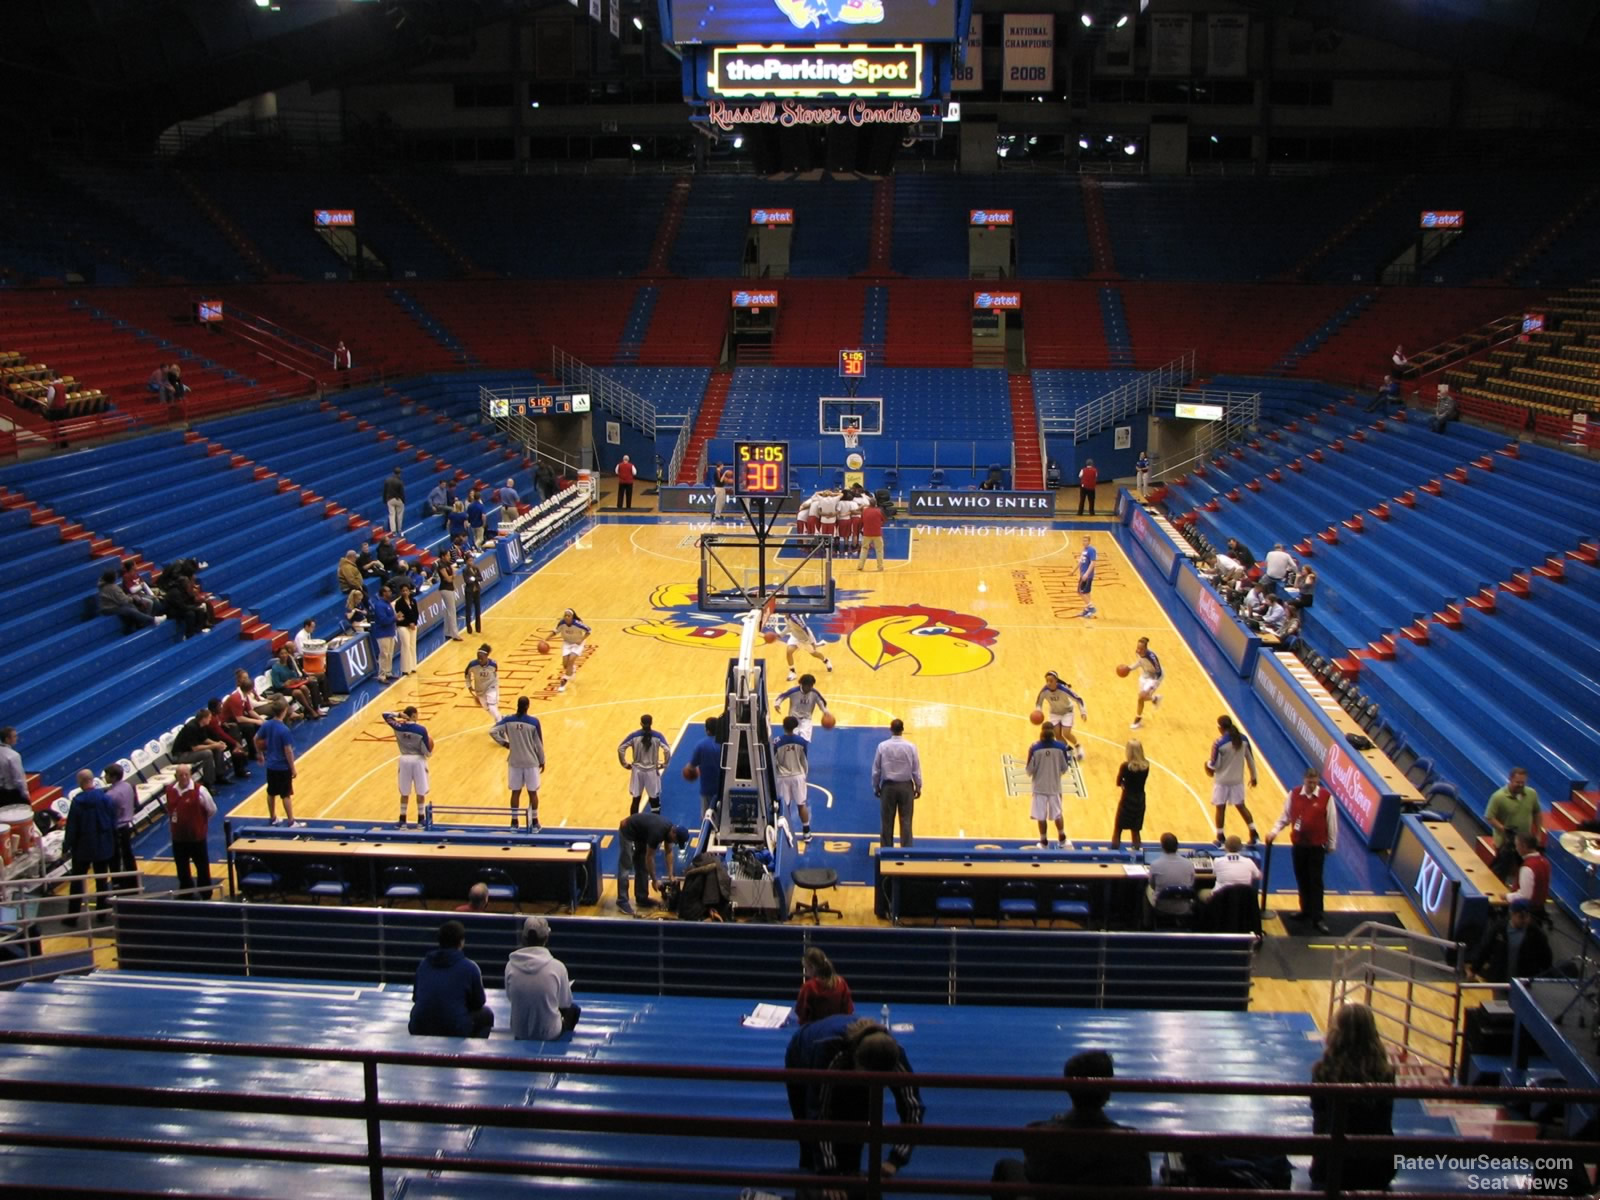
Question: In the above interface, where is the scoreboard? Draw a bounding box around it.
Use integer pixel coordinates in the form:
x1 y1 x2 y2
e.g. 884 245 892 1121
734 440 790 498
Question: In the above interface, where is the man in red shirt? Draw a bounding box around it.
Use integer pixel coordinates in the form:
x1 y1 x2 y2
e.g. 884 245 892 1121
1507 831 1550 914
166 763 216 899
858 498 886 571
1265 766 1337 933
615 455 636 510
1077 460 1099 515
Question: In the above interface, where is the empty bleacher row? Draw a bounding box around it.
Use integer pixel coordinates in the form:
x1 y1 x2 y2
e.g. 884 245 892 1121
0 963 1499 1198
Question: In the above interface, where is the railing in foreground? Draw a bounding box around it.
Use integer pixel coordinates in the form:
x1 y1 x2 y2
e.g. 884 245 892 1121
1331 920 1472 1080
0 1026 1589 1199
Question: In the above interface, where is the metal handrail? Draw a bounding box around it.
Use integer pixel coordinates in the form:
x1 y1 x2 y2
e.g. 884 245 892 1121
476 384 584 478
1331 920 1469 1079
1043 351 1195 444
1147 385 1262 480
551 346 658 438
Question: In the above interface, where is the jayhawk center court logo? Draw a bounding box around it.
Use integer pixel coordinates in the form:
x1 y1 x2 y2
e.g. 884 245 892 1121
626 584 998 677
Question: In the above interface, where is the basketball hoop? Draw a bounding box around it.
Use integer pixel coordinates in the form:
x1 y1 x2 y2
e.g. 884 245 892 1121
841 429 860 451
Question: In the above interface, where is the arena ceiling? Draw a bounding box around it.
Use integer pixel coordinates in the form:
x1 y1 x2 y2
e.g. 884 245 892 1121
0 0 1594 147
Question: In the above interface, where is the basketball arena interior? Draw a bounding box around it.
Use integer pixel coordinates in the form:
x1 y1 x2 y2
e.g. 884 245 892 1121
2 0 1600 1195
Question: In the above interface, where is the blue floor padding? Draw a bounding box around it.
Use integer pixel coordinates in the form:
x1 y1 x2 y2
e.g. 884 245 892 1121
0 973 1487 1198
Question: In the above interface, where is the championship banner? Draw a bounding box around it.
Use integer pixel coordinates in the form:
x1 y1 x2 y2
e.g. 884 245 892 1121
1149 13 1192 76
1002 15 1054 92
952 16 983 92
589 0 601 22
1206 14 1249 76
609 0 620 37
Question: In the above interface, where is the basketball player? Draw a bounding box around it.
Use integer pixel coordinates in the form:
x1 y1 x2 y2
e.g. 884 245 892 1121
775 674 828 739
1034 671 1087 761
1077 535 1098 618
618 713 670 815
795 492 817 537
490 696 546 830
813 487 841 549
383 706 433 827
1127 637 1164 730
781 613 833 680
464 644 499 724
1206 714 1260 847
1025 723 1071 849
839 488 862 554
772 714 812 838
551 608 591 693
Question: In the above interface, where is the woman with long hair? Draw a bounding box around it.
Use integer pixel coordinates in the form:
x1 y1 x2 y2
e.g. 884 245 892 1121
1111 739 1150 851
1310 1004 1396 1193
795 946 854 1025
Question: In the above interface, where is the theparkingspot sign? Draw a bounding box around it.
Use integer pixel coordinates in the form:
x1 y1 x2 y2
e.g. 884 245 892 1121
710 45 925 97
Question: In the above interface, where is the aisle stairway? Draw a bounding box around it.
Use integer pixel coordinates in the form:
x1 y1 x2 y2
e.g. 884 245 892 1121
1007 373 1044 490
674 373 731 483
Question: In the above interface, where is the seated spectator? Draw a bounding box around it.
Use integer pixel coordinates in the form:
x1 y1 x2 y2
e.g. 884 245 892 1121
148 364 171 402
1201 835 1260 901
156 561 206 638
978 472 1002 491
355 542 386 580
785 1014 924 1183
1240 581 1271 623
344 587 373 631
97 570 158 632
1284 565 1316 609
796 947 854 1025
1224 537 1255 572
1468 898 1553 983
205 698 252 779
292 618 322 666
1310 1005 1397 1194
172 707 235 790
1205 551 1245 587
1262 543 1296 587
336 549 364 596
408 920 493 1038
1431 388 1459 434
119 560 162 616
1366 373 1400 413
167 363 189 402
374 533 404 577
1257 594 1289 638
1145 832 1195 919
455 883 490 913
1278 598 1304 643
990 1049 1150 1195
268 645 328 719
425 480 448 518
222 668 268 741
506 916 580 1041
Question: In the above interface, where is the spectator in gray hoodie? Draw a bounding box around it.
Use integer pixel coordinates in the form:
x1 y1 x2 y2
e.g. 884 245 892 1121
506 916 580 1041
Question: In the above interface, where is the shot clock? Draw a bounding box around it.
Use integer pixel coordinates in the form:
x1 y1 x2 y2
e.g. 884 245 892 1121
734 440 789 498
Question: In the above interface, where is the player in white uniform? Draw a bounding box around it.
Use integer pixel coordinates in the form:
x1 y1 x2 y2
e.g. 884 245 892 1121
1205 714 1260 847
490 696 546 830
779 613 833 680
551 608 591 693
813 489 840 548
774 675 828 740
464 644 499 724
617 714 670 815
1025 724 1072 849
772 714 812 837
1127 637 1164 730
1034 671 1087 761
383 706 433 827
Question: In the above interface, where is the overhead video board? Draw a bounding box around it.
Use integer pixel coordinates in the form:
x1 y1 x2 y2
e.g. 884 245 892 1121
709 45 925 97
669 0 960 46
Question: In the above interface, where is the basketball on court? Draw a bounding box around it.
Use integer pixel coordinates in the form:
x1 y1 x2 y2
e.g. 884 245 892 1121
763 630 779 643
537 640 551 654
1116 664 1131 678
820 711 837 729
682 764 699 781
1030 708 1045 724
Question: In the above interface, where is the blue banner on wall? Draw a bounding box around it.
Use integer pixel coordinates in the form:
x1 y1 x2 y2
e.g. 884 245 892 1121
1253 651 1402 849
1173 560 1260 677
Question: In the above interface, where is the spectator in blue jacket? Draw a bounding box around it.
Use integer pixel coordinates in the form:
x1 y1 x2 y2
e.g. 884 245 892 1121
409 921 493 1038
64 768 117 922
467 490 487 547
447 500 469 542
